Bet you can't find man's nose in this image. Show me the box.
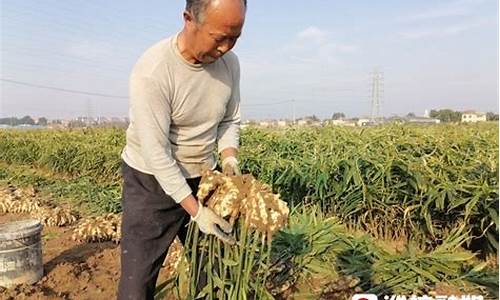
[217,40,234,54]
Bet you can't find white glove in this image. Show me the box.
[222,156,241,176]
[192,205,235,245]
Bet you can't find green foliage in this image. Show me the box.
[0,125,498,299]
[486,112,499,121]
[0,123,497,253]
[270,208,499,299]
[240,124,499,254]
[429,109,462,122]
[0,163,121,214]
[0,115,36,126]
[0,128,124,183]
[161,221,273,300]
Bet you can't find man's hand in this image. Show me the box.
[222,156,241,176]
[192,204,235,245]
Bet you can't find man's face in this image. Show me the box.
[186,0,245,64]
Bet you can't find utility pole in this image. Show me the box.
[291,99,296,125]
[370,67,384,122]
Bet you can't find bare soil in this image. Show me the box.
[0,212,174,300]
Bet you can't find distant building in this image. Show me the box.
[357,118,371,126]
[323,119,356,127]
[241,120,256,129]
[15,124,44,130]
[386,116,405,124]
[461,111,486,123]
[96,116,110,124]
[406,117,441,124]
[296,117,322,127]
[277,120,291,127]
[326,119,345,126]
[296,119,308,126]
[111,117,125,123]
[258,121,272,127]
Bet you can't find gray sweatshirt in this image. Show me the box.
[121,33,241,203]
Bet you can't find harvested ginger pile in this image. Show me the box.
[197,169,289,238]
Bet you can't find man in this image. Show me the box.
[118,0,246,298]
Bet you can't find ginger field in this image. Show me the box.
[0,123,498,299]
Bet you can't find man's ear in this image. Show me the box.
[183,10,195,28]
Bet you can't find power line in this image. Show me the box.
[2,2,174,46]
[241,100,294,107]
[0,78,127,99]
[241,95,369,107]
[1,47,132,73]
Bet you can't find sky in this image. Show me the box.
[0,0,498,120]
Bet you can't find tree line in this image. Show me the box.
[0,116,47,126]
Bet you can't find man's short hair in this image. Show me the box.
[186,0,247,23]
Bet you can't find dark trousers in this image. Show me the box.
[117,161,201,300]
